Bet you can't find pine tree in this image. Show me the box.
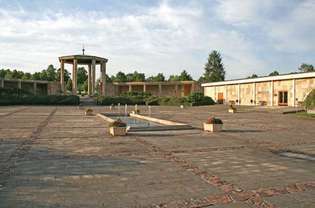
[199,50,225,82]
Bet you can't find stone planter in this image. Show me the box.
[109,127,127,136]
[203,123,223,132]
[85,111,94,116]
[228,108,236,113]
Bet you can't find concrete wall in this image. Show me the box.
[1,79,59,96]
[203,77,315,107]
[111,82,201,97]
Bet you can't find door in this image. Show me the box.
[278,91,288,106]
[217,93,224,104]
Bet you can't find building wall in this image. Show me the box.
[112,82,200,97]
[203,77,315,107]
[295,78,315,104]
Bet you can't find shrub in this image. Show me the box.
[96,96,145,105]
[304,89,315,109]
[188,92,215,106]
[206,117,223,124]
[109,119,127,127]
[144,96,160,105]
[0,95,80,105]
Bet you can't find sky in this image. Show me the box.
[0,0,314,80]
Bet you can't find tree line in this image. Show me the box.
[1,51,314,89]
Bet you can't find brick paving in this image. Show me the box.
[0,105,314,208]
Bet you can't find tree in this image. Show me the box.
[298,63,314,72]
[131,71,145,82]
[168,75,180,81]
[199,50,225,82]
[247,74,258,78]
[179,70,193,81]
[57,68,71,83]
[77,67,88,86]
[269,71,279,76]
[147,73,165,82]
[112,71,127,82]
[22,73,32,80]
[66,79,72,91]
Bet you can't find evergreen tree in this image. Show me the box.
[269,71,279,76]
[199,50,225,82]
[298,63,314,72]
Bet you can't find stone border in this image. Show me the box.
[96,113,193,131]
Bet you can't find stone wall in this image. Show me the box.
[204,77,315,107]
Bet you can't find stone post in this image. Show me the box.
[60,60,65,94]
[33,82,37,95]
[101,61,106,96]
[253,83,256,105]
[238,84,241,105]
[88,64,92,96]
[143,84,146,92]
[270,81,274,106]
[158,84,162,96]
[225,85,228,104]
[91,58,96,94]
[175,85,178,97]
[292,79,296,107]
[0,79,4,88]
[18,80,22,89]
[72,59,78,95]
[129,84,132,92]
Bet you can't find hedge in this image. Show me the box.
[97,92,215,106]
[0,95,80,105]
[304,89,315,109]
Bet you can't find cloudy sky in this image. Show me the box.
[0,0,314,80]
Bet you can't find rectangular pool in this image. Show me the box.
[105,115,161,128]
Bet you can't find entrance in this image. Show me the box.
[217,92,224,104]
[278,91,288,106]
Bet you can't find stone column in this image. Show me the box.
[225,85,228,104]
[18,80,22,89]
[253,83,256,105]
[0,79,4,88]
[158,84,162,96]
[175,85,178,97]
[237,84,240,105]
[88,64,92,96]
[60,60,65,94]
[91,59,96,94]
[101,62,106,96]
[143,84,146,92]
[72,59,78,95]
[270,81,274,106]
[129,84,132,92]
[33,82,37,95]
[292,79,296,107]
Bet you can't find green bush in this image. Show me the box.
[0,88,33,97]
[97,92,215,106]
[0,95,80,105]
[96,96,145,105]
[304,89,315,109]
[188,92,215,106]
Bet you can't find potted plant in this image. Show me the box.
[228,104,237,113]
[109,119,127,136]
[85,108,94,116]
[203,117,223,132]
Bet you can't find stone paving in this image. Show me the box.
[0,105,314,208]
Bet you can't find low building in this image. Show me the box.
[202,72,315,107]
[104,81,201,97]
[0,78,60,95]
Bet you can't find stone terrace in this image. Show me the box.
[0,105,314,208]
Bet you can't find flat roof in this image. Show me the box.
[59,54,108,64]
[201,72,315,87]
[1,78,51,84]
[113,80,196,86]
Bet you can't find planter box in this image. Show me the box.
[85,111,94,116]
[228,109,236,113]
[109,127,127,136]
[203,123,223,132]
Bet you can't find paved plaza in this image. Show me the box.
[0,105,314,208]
